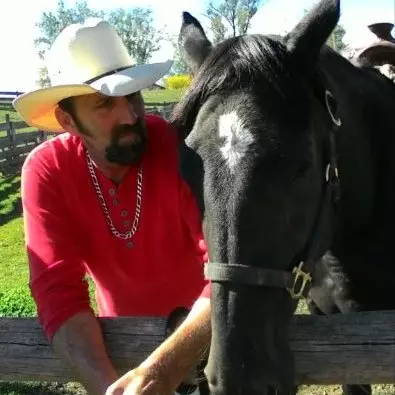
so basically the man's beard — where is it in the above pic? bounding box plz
[105,118,148,165]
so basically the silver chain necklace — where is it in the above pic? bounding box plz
[86,152,143,240]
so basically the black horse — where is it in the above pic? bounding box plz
[170,0,395,394]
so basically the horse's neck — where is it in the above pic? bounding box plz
[361,74,395,239]
[325,58,395,245]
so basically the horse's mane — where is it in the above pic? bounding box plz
[171,34,308,135]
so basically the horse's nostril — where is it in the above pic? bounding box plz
[203,365,215,385]
[207,382,224,395]
[204,370,222,395]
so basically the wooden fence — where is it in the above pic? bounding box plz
[0,102,176,177]
[0,91,24,102]
[0,310,394,384]
[0,114,50,176]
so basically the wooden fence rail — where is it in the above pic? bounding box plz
[0,102,176,176]
[0,310,394,384]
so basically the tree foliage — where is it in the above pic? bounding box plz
[205,0,264,44]
[296,6,347,53]
[35,0,164,87]
[167,35,191,75]
[327,24,348,52]
[107,8,163,65]
[34,0,104,61]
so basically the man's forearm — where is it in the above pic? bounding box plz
[140,297,211,390]
[51,311,118,395]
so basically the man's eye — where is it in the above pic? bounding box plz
[97,99,113,108]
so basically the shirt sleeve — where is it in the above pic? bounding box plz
[21,151,93,341]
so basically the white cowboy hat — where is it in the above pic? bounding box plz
[13,18,172,132]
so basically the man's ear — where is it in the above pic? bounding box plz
[54,106,77,134]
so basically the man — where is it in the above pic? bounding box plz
[13,18,211,395]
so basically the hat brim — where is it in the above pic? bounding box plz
[13,60,172,132]
[357,42,395,67]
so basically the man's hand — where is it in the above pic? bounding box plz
[106,297,211,395]
[105,363,173,395]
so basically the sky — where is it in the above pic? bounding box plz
[0,0,393,92]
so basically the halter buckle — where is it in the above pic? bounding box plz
[287,262,312,300]
[325,163,339,183]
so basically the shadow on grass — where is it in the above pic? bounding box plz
[0,173,22,226]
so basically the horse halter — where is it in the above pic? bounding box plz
[204,90,341,300]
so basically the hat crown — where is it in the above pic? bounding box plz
[46,18,133,85]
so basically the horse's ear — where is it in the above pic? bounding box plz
[178,11,213,74]
[284,0,340,70]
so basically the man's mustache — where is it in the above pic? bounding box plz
[111,118,145,141]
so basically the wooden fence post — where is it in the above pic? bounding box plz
[39,130,46,142]
[5,114,13,145]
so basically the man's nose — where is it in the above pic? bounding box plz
[115,96,138,124]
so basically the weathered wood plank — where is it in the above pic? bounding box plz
[290,311,395,384]
[11,121,30,129]
[0,137,11,149]
[0,311,394,384]
[0,122,11,132]
[0,133,42,150]
[0,120,30,133]
[0,316,167,382]
[12,131,42,144]
[0,151,29,163]
[0,144,37,160]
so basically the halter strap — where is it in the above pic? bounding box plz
[204,263,294,288]
[204,261,313,299]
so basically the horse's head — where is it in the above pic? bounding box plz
[172,0,341,393]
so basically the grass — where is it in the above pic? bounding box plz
[0,174,21,224]
[1,92,395,393]
[142,87,186,103]
[0,217,27,291]
[0,102,22,123]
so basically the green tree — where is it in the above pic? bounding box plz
[327,24,347,52]
[37,67,51,88]
[293,5,347,53]
[167,35,191,75]
[34,0,104,61]
[34,0,105,87]
[206,0,264,44]
[107,8,164,65]
[34,0,164,87]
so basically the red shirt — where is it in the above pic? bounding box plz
[21,114,210,341]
